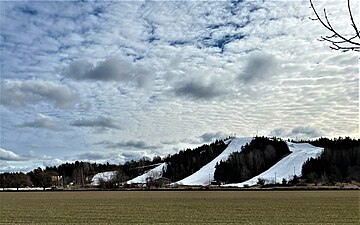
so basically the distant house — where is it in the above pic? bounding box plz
[51,176,63,187]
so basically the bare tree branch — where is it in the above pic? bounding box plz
[348,0,360,39]
[309,0,360,51]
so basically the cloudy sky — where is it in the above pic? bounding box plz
[0,0,358,172]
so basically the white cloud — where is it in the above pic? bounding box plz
[42,158,65,168]
[0,148,26,161]
[0,161,33,173]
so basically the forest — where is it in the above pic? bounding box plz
[214,137,290,183]
[301,137,360,184]
[162,139,229,182]
[0,138,229,189]
[0,156,163,189]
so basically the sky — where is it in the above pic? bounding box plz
[0,0,359,172]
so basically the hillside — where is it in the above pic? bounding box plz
[174,137,251,185]
[170,137,320,187]
[127,163,167,184]
[214,137,291,184]
[129,138,327,187]
[91,171,117,186]
[162,139,229,182]
[224,142,323,187]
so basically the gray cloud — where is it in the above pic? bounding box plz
[99,140,161,150]
[238,52,278,84]
[290,127,323,139]
[161,140,179,145]
[63,57,153,89]
[269,126,323,140]
[269,128,287,137]
[18,114,63,131]
[77,151,114,161]
[76,150,153,164]
[71,116,121,130]
[0,148,26,161]
[121,151,151,159]
[0,80,78,108]
[200,131,229,142]
[174,81,227,100]
[61,60,94,80]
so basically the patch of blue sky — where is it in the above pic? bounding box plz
[201,33,246,53]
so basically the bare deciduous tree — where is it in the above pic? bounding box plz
[309,0,360,51]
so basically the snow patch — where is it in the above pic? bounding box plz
[174,137,252,186]
[91,171,117,186]
[0,187,46,191]
[127,162,167,184]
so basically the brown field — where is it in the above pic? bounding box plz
[0,190,359,224]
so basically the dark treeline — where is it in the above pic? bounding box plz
[214,137,290,184]
[0,156,163,189]
[0,138,229,188]
[0,172,32,190]
[163,139,229,182]
[121,155,162,180]
[0,162,120,189]
[301,137,360,184]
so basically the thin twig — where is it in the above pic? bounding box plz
[309,0,360,51]
[347,0,360,39]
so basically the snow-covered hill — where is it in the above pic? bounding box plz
[174,137,252,186]
[127,162,167,184]
[224,142,323,187]
[91,171,117,186]
[173,138,323,187]
[91,139,323,188]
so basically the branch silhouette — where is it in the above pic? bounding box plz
[309,0,360,51]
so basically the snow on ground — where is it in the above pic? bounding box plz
[224,142,323,187]
[0,187,46,191]
[174,137,252,186]
[127,162,167,184]
[91,171,117,186]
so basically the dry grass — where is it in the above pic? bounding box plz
[0,190,359,224]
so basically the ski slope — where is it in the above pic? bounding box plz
[91,171,117,186]
[174,137,252,186]
[224,142,323,187]
[127,162,167,184]
[90,140,323,187]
